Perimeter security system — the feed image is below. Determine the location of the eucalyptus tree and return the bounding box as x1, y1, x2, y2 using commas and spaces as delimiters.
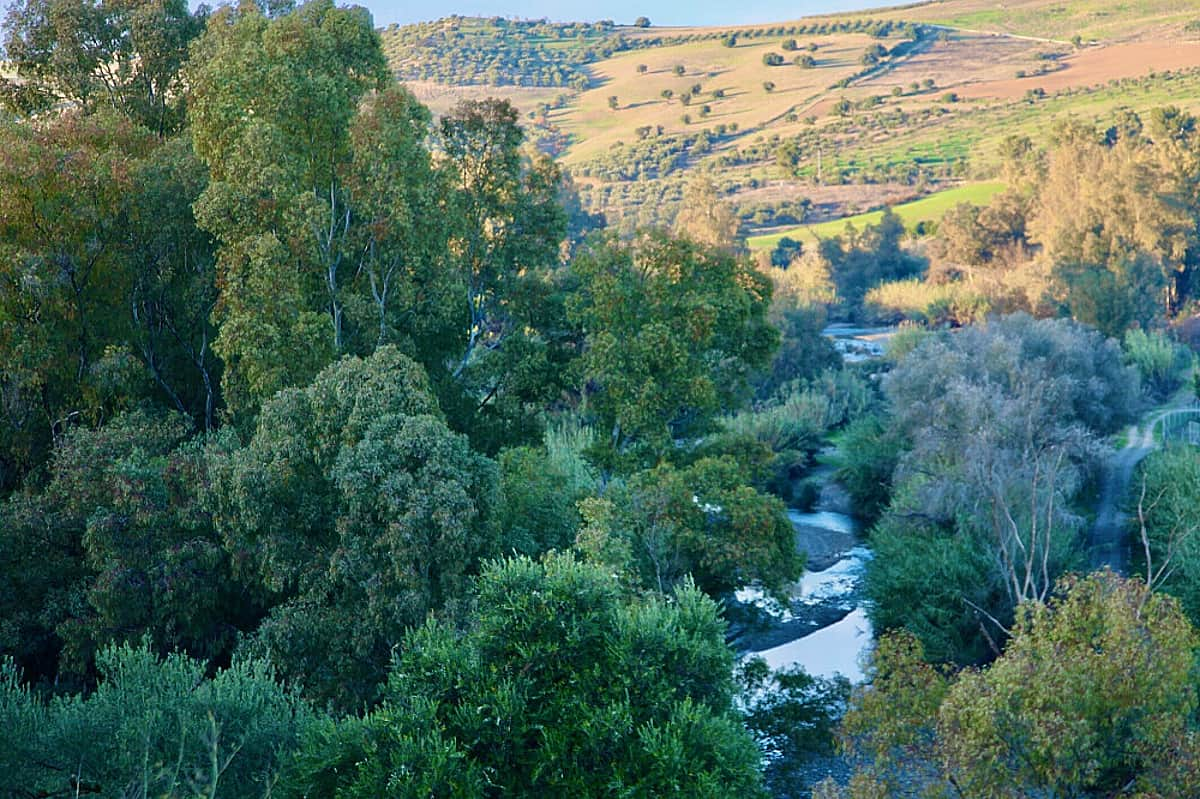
187, 0, 390, 417
0, 0, 205, 134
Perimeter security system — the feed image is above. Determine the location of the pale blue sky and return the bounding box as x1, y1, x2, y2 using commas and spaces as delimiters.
364, 0, 905, 28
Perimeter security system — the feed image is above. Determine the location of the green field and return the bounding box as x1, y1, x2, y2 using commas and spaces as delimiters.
747, 181, 1006, 249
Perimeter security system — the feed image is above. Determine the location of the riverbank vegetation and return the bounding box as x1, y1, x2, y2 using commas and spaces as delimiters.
7, 0, 1200, 797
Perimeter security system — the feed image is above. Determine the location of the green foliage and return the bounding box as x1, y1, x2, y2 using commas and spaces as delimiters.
0, 111, 217, 490
282, 554, 767, 798
569, 232, 777, 465
865, 513, 1007, 664
845, 574, 1200, 797
188, 0, 390, 417
1123, 327, 1191, 399
0, 0, 204, 133
498, 428, 598, 556
864, 315, 1137, 663
1, 642, 312, 799
1132, 446, 1200, 625
586, 457, 802, 597
833, 413, 902, 522
839, 631, 950, 790
822, 209, 926, 306
211, 348, 499, 710
436, 98, 571, 452
0, 409, 245, 685
938, 572, 1199, 797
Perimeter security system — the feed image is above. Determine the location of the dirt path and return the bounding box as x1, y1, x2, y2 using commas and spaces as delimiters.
1089, 400, 1193, 572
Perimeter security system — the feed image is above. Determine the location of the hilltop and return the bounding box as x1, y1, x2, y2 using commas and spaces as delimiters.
381, 2, 1200, 243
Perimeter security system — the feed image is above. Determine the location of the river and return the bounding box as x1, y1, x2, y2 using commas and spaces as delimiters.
731, 508, 873, 683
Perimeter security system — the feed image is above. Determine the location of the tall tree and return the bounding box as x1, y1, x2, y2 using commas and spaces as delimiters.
0, 0, 205, 134
188, 0, 389, 417
209, 348, 500, 710
281, 554, 767, 798
437, 98, 571, 451
0, 110, 217, 490
569, 232, 777, 466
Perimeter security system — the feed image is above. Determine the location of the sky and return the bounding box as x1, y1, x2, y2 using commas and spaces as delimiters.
364, 0, 907, 28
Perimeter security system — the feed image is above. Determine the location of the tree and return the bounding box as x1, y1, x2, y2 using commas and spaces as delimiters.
437, 99, 570, 451
823, 208, 924, 304
634, 15, 650, 27
187, 0, 390, 417
674, 63, 686, 76
865, 315, 1139, 664
940, 573, 1198, 797
1123, 328, 1190, 399
1031, 123, 1192, 319
0, 110, 217, 490
568, 232, 777, 464
280, 554, 768, 798
582, 456, 802, 597
0, 0, 206, 134
673, 177, 741, 250
210, 348, 500, 710
842, 574, 1200, 799
1133, 446, 1200, 625
49, 411, 249, 678
1, 642, 314, 799
608, 94, 619, 110
497, 437, 598, 557
343, 86, 457, 361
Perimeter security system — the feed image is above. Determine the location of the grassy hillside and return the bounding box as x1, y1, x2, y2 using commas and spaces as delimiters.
870, 0, 1200, 43
384, 2, 1200, 239
747, 180, 1005, 249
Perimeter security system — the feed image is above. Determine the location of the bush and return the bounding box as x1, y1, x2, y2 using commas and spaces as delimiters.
864, 278, 989, 326
1123, 328, 1191, 399
833, 414, 900, 522
2, 643, 313, 798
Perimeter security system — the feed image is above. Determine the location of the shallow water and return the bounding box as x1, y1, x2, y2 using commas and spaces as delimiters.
752, 607, 873, 683
735, 510, 874, 682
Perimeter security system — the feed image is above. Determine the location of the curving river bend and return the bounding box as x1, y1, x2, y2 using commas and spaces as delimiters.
731, 508, 873, 683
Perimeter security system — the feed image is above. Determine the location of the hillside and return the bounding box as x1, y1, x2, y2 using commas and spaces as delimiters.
382, 1, 1200, 241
